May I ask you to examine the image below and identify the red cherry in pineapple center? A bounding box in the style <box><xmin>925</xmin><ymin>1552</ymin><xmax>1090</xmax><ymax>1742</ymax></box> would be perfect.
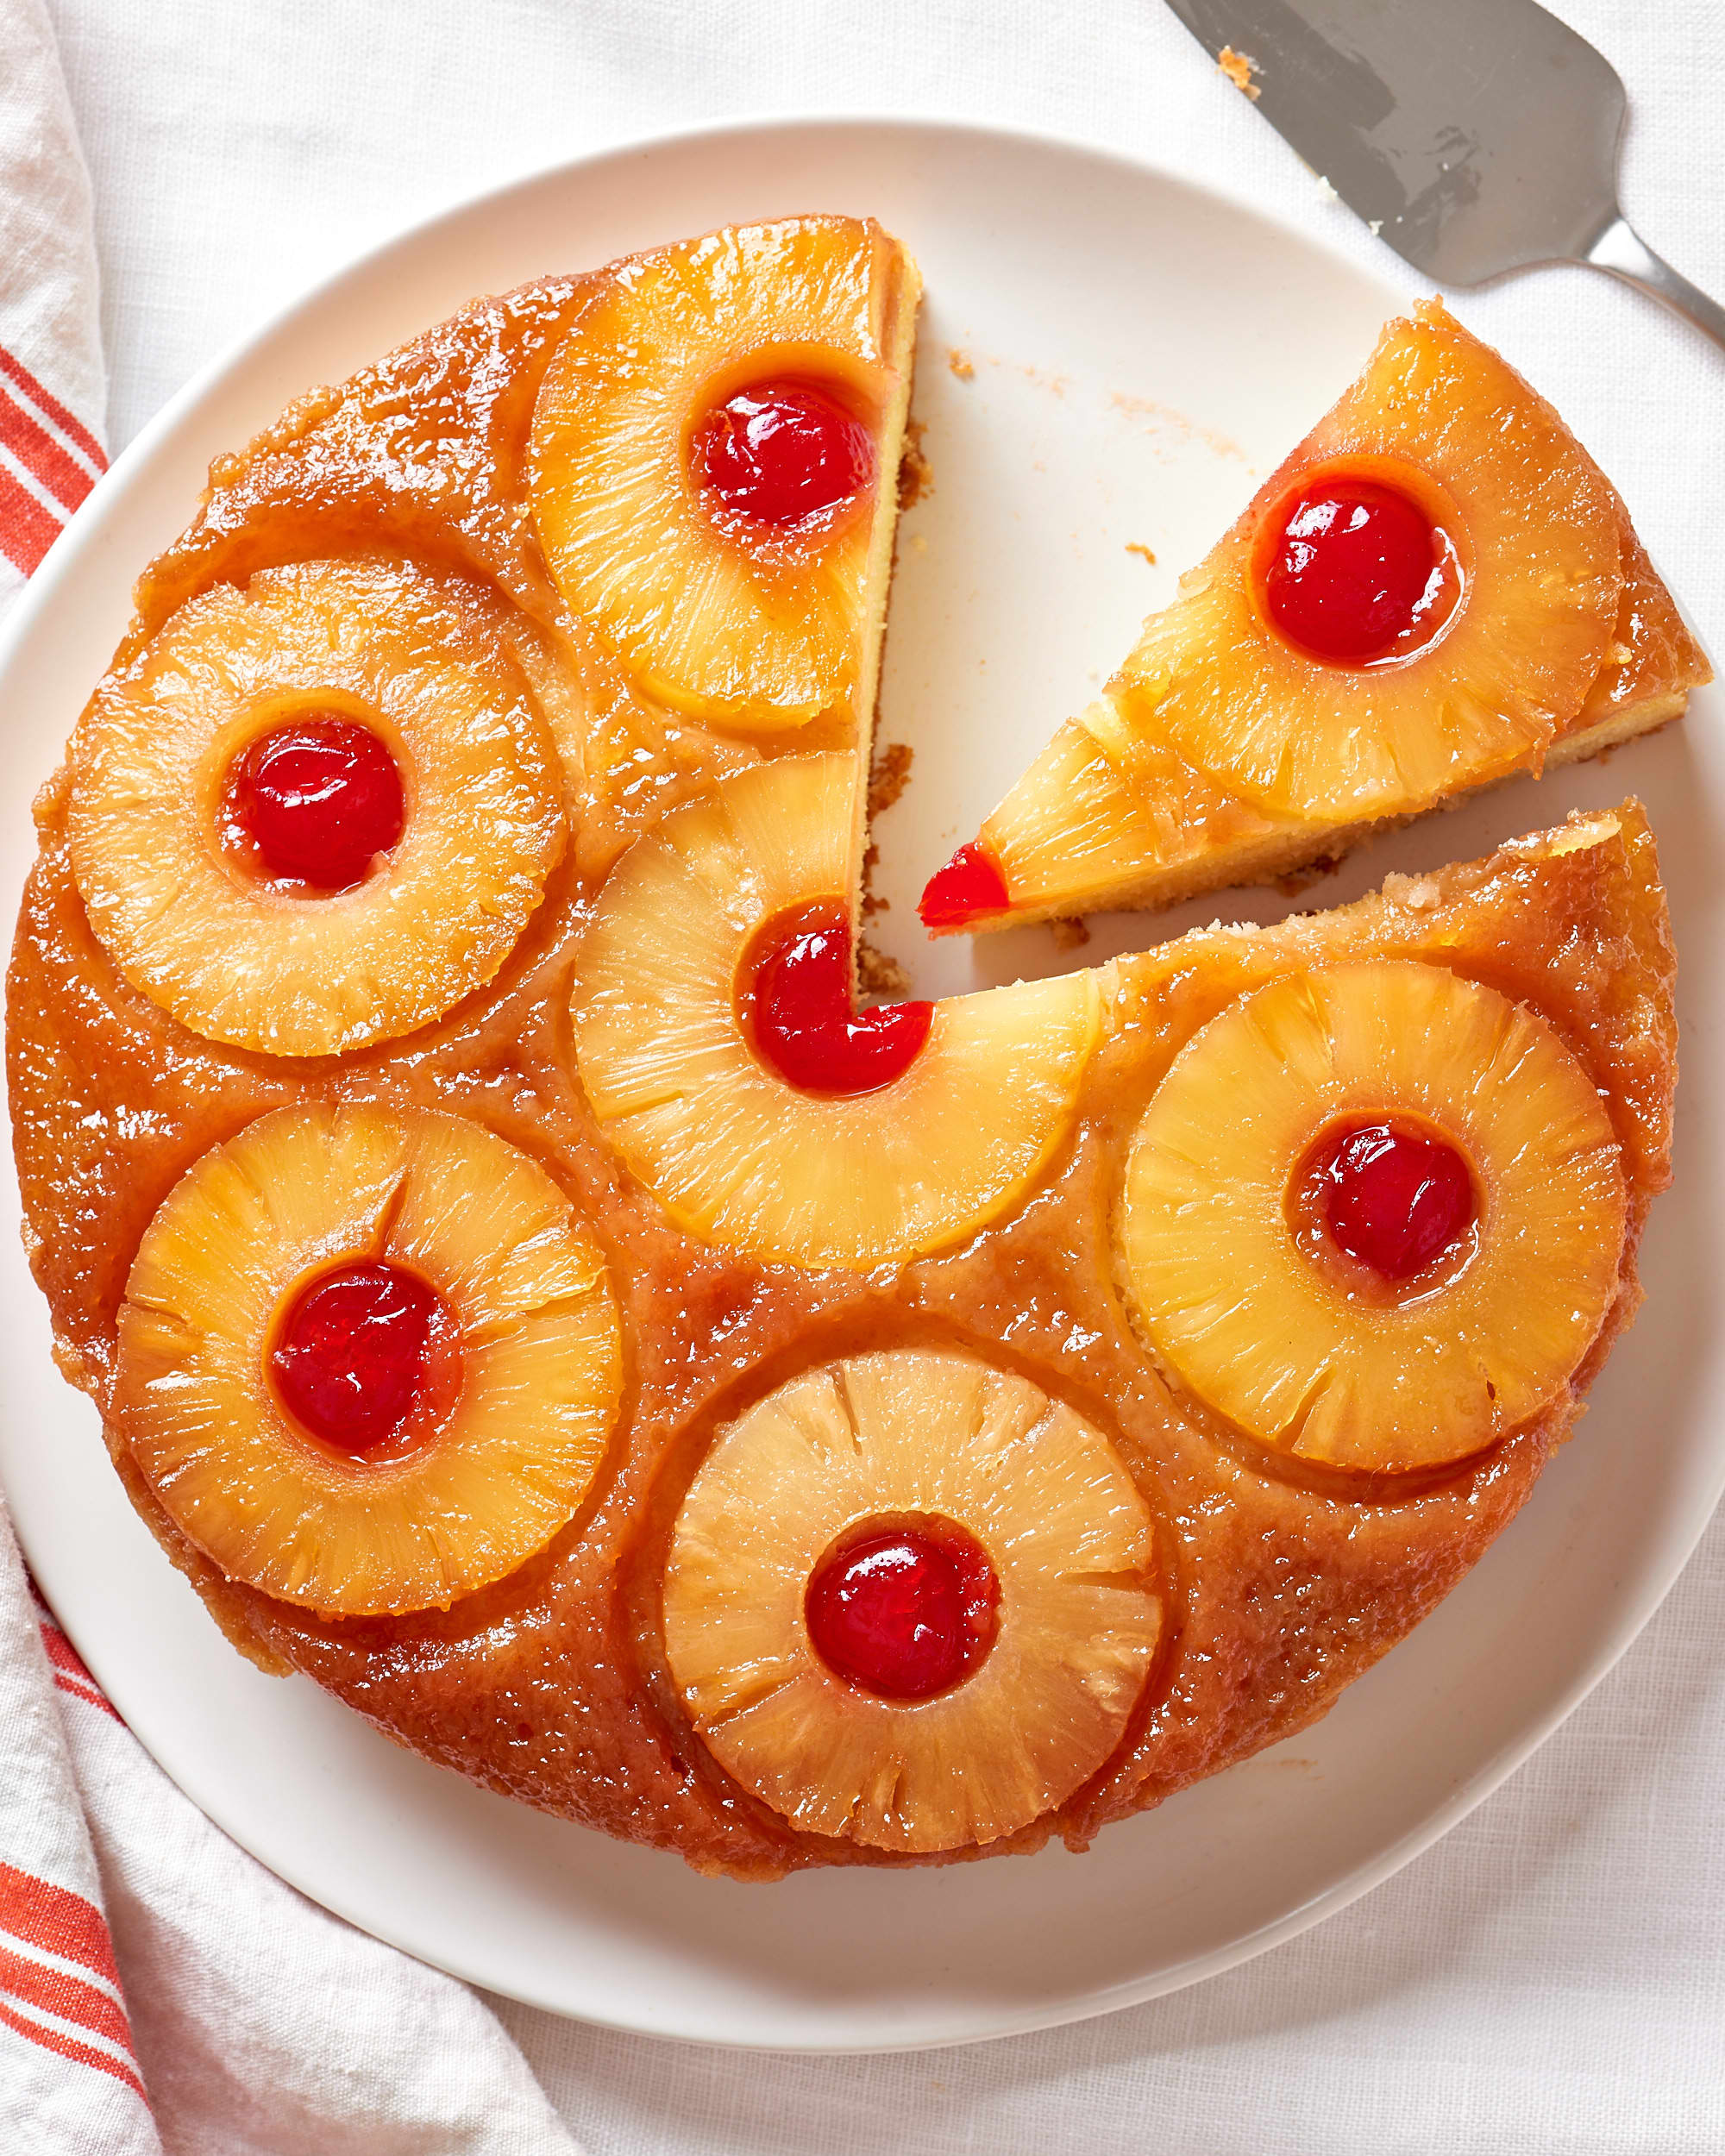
<box><xmin>806</xmin><ymin>1516</ymin><xmax>1000</xmax><ymax>1702</ymax></box>
<box><xmin>741</xmin><ymin>901</ymin><xmax>932</xmax><ymax>1096</ymax></box>
<box><xmin>1264</xmin><ymin>477</ymin><xmax>1443</xmax><ymax>663</ymax></box>
<box><xmin>693</xmin><ymin>379</ymin><xmax>875</xmax><ymax>531</ymax></box>
<box><xmin>230</xmin><ymin>717</ymin><xmax>405</xmax><ymax>892</ymax></box>
<box><xmin>1314</xmin><ymin>1120</ymin><xmax>1476</xmax><ymax>1282</ymax></box>
<box><xmin>271</xmin><ymin>1259</ymin><xmax>442</xmax><ymax>1456</ymax></box>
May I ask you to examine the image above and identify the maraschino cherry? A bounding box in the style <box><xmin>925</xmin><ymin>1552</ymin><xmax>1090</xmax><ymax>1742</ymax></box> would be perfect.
<box><xmin>741</xmin><ymin>901</ymin><xmax>932</xmax><ymax>1095</ymax></box>
<box><xmin>918</xmin><ymin>841</ymin><xmax>1010</xmax><ymax>931</ymax></box>
<box><xmin>693</xmin><ymin>379</ymin><xmax>875</xmax><ymax>532</ymax></box>
<box><xmin>806</xmin><ymin>1517</ymin><xmax>1000</xmax><ymax>1702</ymax></box>
<box><xmin>1314</xmin><ymin>1121</ymin><xmax>1475</xmax><ymax>1282</ymax></box>
<box><xmin>229</xmin><ymin>717</ymin><xmax>405</xmax><ymax>892</ymax></box>
<box><xmin>272</xmin><ymin>1260</ymin><xmax>441</xmax><ymax>1456</ymax></box>
<box><xmin>1264</xmin><ymin>477</ymin><xmax>1447</xmax><ymax>664</ymax></box>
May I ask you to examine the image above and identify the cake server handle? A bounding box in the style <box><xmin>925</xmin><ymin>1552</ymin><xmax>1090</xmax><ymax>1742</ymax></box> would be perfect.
<box><xmin>1585</xmin><ymin>215</ymin><xmax>1725</xmax><ymax>357</ymax></box>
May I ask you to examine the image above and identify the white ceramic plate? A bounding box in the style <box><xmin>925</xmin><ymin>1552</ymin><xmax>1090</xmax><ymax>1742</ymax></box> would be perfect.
<box><xmin>1</xmin><ymin>116</ymin><xmax>1719</xmax><ymax>2053</ymax></box>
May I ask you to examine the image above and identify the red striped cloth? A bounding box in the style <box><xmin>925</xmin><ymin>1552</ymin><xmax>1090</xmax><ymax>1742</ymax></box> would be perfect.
<box><xmin>0</xmin><ymin>1526</ymin><xmax>154</xmax><ymax>2148</ymax></box>
<box><xmin>0</xmin><ymin>343</ymin><xmax>105</xmax><ymax>579</ymax></box>
<box><xmin>3</xmin><ymin>1501</ymin><xmax>583</xmax><ymax>2153</ymax></box>
<box><xmin>0</xmin><ymin>5</ymin><xmax>146</xmax><ymax>2140</ymax></box>
<box><xmin>0</xmin><ymin>3</ymin><xmax>581</xmax><ymax>2147</ymax></box>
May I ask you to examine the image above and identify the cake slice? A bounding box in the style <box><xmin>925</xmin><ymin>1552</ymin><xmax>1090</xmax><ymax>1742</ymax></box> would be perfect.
<box><xmin>920</xmin><ymin>302</ymin><xmax>1709</xmax><ymax>933</ymax></box>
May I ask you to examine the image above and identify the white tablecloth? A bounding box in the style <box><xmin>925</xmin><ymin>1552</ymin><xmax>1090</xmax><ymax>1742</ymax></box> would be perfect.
<box><xmin>38</xmin><ymin>0</ymin><xmax>1725</xmax><ymax>2147</ymax></box>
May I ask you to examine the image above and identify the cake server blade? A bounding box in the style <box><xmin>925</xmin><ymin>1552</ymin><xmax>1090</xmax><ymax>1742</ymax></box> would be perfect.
<box><xmin>1163</xmin><ymin>0</ymin><xmax>1725</xmax><ymax>351</ymax></box>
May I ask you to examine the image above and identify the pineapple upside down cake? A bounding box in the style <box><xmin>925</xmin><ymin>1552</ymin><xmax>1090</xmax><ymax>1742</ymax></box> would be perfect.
<box><xmin>4</xmin><ymin>217</ymin><xmax>1690</xmax><ymax>1876</ymax></box>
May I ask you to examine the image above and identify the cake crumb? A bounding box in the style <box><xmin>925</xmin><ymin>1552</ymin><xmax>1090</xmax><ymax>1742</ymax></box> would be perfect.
<box><xmin>869</xmin><ymin>741</ymin><xmax>914</xmax><ymax>817</ymax></box>
<box><xmin>858</xmin><ymin>747</ymin><xmax>914</xmax><ymax>922</ymax></box>
<box><xmin>1050</xmin><ymin>918</ymin><xmax>1091</xmax><ymax>952</ymax></box>
<box><xmin>1217</xmin><ymin>45</ymin><xmax>1261</xmax><ymax>98</ymax></box>
<box><xmin>857</xmin><ymin>940</ymin><xmax>912</xmax><ymax>999</ymax></box>
<box><xmin>898</xmin><ymin>420</ymin><xmax>932</xmax><ymax>510</ymax></box>
<box><xmin>1368</xmin><ymin>218</ymin><xmax>1383</xmax><ymax>236</ymax></box>
<box><xmin>860</xmin><ymin>841</ymin><xmax>883</xmax><ymax>917</ymax></box>
<box><xmin>948</xmin><ymin>348</ymin><xmax>975</xmax><ymax>380</ymax></box>
<box><xmin>1125</xmin><ymin>541</ymin><xmax>1157</xmax><ymax>567</ymax></box>
<box><xmin>1314</xmin><ymin>173</ymin><xmax>1339</xmax><ymax>204</ymax></box>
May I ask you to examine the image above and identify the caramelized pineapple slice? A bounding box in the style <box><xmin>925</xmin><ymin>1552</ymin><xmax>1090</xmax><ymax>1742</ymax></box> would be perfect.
<box><xmin>116</xmin><ymin>1103</ymin><xmax>622</xmax><ymax>1615</ymax></box>
<box><xmin>662</xmin><ymin>1348</ymin><xmax>1162</xmax><ymax>1854</ymax></box>
<box><xmin>68</xmin><ymin>558</ymin><xmax>565</xmax><ymax>1057</ymax></box>
<box><xmin>1114</xmin><ymin>302</ymin><xmax>1621</xmax><ymax>818</ymax></box>
<box><xmin>980</xmin><ymin>706</ymin><xmax>1295</xmax><ymax>920</ymax></box>
<box><xmin>571</xmin><ymin>753</ymin><xmax>1100</xmax><ymax>1270</ymax></box>
<box><xmin>1118</xmin><ymin>962</ymin><xmax>1627</xmax><ymax>1472</ymax></box>
<box><xmin>528</xmin><ymin>216</ymin><xmax>919</xmax><ymax>727</ymax></box>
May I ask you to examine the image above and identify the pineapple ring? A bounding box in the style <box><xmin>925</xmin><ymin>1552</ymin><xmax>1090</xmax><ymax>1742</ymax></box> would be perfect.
<box><xmin>67</xmin><ymin>557</ymin><xmax>565</xmax><ymax>1058</ymax></box>
<box><xmin>115</xmin><ymin>1102</ymin><xmax>623</xmax><ymax>1617</ymax></box>
<box><xmin>528</xmin><ymin>216</ymin><xmax>915</xmax><ymax>727</ymax></box>
<box><xmin>571</xmin><ymin>752</ymin><xmax>1101</xmax><ymax>1271</ymax></box>
<box><xmin>662</xmin><ymin>1348</ymin><xmax>1163</xmax><ymax>1854</ymax></box>
<box><xmin>1119</xmin><ymin>961</ymin><xmax>1628</xmax><ymax>1473</ymax></box>
<box><xmin>1108</xmin><ymin>300</ymin><xmax>1622</xmax><ymax>822</ymax></box>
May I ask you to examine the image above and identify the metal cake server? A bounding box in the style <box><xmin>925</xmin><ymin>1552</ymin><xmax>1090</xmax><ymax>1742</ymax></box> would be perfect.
<box><xmin>1164</xmin><ymin>0</ymin><xmax>1725</xmax><ymax>353</ymax></box>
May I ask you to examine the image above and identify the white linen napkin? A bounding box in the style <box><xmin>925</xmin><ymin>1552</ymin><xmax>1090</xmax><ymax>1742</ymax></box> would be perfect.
<box><xmin>0</xmin><ymin>3</ymin><xmax>582</xmax><ymax>2146</ymax></box>
<box><xmin>0</xmin><ymin>0</ymin><xmax>103</xmax><ymax>597</ymax></box>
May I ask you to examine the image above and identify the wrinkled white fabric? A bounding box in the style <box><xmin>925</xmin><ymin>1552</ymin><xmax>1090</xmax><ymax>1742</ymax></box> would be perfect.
<box><xmin>59</xmin><ymin>1572</ymin><xmax>583</xmax><ymax>2156</ymax></box>
<box><xmin>0</xmin><ymin>0</ymin><xmax>99</xmax><ymax>442</ymax></box>
<box><xmin>0</xmin><ymin>1501</ymin><xmax>582</xmax><ymax>2154</ymax></box>
<box><xmin>12</xmin><ymin>0</ymin><xmax>1725</xmax><ymax>2148</ymax></box>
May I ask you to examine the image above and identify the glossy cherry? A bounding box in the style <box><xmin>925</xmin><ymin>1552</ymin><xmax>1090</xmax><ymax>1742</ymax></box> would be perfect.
<box><xmin>1314</xmin><ymin>1121</ymin><xmax>1476</xmax><ymax>1282</ymax></box>
<box><xmin>741</xmin><ymin>901</ymin><xmax>932</xmax><ymax>1096</ymax></box>
<box><xmin>806</xmin><ymin>1517</ymin><xmax>1000</xmax><ymax>1702</ymax></box>
<box><xmin>692</xmin><ymin>379</ymin><xmax>875</xmax><ymax>531</ymax></box>
<box><xmin>1263</xmin><ymin>477</ymin><xmax>1445</xmax><ymax>663</ymax></box>
<box><xmin>229</xmin><ymin>717</ymin><xmax>405</xmax><ymax>891</ymax></box>
<box><xmin>918</xmin><ymin>841</ymin><xmax>1010</xmax><ymax>930</ymax></box>
<box><xmin>271</xmin><ymin>1259</ymin><xmax>442</xmax><ymax>1455</ymax></box>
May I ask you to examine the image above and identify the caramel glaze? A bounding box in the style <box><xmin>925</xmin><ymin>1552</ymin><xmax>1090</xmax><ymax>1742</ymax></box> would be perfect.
<box><xmin>7</xmin><ymin>274</ymin><xmax>1676</xmax><ymax>1878</ymax></box>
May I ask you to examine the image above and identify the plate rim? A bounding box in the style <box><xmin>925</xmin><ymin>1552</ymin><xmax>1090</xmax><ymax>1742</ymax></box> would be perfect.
<box><xmin>2</xmin><ymin>110</ymin><xmax>1717</xmax><ymax>2053</ymax></box>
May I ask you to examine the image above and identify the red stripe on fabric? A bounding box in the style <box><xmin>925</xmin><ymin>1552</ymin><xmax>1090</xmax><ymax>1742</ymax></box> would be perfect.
<box><xmin>0</xmin><ymin>1938</ymin><xmax>135</xmax><ymax>2054</ymax></box>
<box><xmin>0</xmin><ymin>346</ymin><xmax>104</xmax><ymax>470</ymax></box>
<box><xmin>40</xmin><ymin>1620</ymin><xmax>121</xmax><ymax>1719</ymax></box>
<box><xmin>0</xmin><ymin>461</ymin><xmax>62</xmax><ymax>575</ymax></box>
<box><xmin>0</xmin><ymin>1864</ymin><xmax>122</xmax><ymax>1990</ymax></box>
<box><xmin>53</xmin><ymin>1671</ymin><xmax>122</xmax><ymax>1722</ymax></box>
<box><xmin>0</xmin><ymin>380</ymin><xmax>97</xmax><ymax>511</ymax></box>
<box><xmin>0</xmin><ymin>1997</ymin><xmax>148</xmax><ymax>2105</ymax></box>
<box><xmin>40</xmin><ymin>1620</ymin><xmax>93</xmax><ymax>1684</ymax></box>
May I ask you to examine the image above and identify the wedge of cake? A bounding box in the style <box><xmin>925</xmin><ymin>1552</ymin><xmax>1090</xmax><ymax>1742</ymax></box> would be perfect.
<box><xmin>920</xmin><ymin>301</ymin><xmax>1709</xmax><ymax>933</ymax></box>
